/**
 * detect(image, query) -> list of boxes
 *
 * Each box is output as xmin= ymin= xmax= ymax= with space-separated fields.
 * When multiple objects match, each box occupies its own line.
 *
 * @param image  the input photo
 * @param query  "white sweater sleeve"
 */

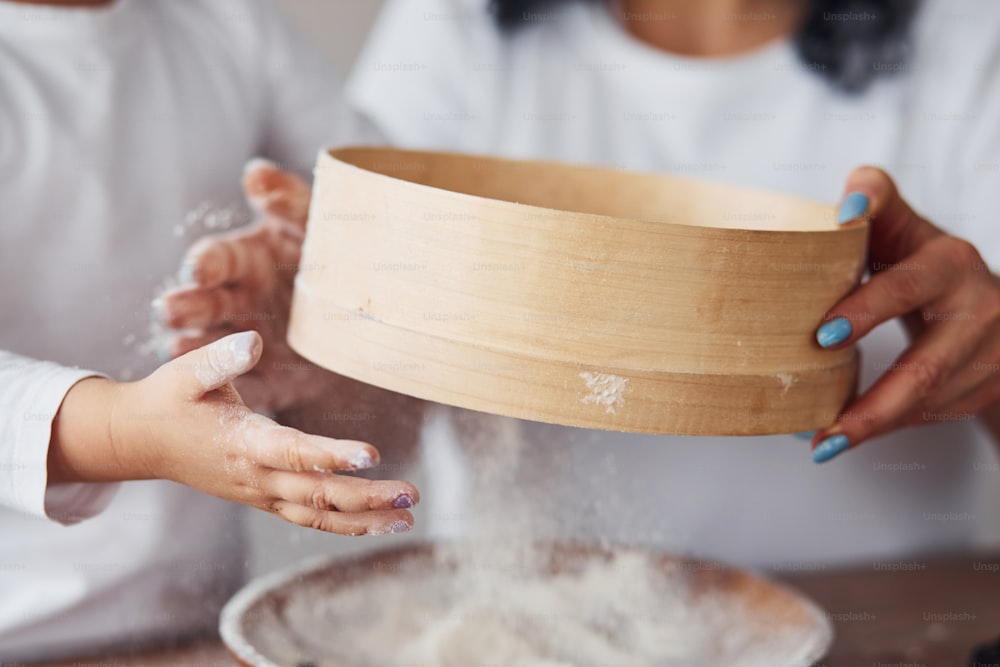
xmin=0 ymin=351 xmax=117 ymax=523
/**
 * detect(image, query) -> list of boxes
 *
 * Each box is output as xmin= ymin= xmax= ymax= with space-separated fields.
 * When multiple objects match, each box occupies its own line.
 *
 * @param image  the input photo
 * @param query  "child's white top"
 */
xmin=0 ymin=0 xmax=344 ymax=659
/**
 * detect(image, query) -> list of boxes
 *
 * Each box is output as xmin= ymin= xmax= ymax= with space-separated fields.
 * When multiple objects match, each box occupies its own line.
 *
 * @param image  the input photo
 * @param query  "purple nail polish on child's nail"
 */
xmin=393 ymin=494 xmax=414 ymax=509
xmin=390 ymin=520 xmax=411 ymax=534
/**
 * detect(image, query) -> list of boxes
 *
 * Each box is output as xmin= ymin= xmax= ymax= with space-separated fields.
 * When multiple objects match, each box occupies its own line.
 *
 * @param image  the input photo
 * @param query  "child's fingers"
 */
xmin=270 ymin=501 xmax=414 ymax=535
xmin=243 ymin=158 xmax=312 ymax=228
xmin=164 ymin=331 xmax=263 ymax=397
xmin=265 ymin=471 xmax=419 ymax=513
xmin=245 ymin=420 xmax=381 ymax=473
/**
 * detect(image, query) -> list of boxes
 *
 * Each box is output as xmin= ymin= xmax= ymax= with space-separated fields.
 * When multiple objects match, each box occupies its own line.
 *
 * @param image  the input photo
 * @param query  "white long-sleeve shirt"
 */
xmin=347 ymin=0 xmax=1000 ymax=567
xmin=0 ymin=0 xmax=344 ymax=659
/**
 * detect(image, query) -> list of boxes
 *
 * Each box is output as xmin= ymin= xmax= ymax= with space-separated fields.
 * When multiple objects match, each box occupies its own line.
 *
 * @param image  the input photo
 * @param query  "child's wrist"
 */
xmin=50 ymin=377 xmax=127 ymax=483
xmin=107 ymin=379 xmax=166 ymax=482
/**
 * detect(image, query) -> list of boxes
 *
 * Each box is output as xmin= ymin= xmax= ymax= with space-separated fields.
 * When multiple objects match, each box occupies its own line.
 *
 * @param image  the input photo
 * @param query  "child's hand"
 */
xmin=50 ymin=332 xmax=418 ymax=535
xmin=158 ymin=160 xmax=326 ymax=412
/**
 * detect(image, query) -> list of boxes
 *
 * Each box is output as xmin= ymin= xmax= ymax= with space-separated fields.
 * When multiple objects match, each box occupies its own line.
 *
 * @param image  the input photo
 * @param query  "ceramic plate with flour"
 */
xmin=221 ymin=542 xmax=832 ymax=667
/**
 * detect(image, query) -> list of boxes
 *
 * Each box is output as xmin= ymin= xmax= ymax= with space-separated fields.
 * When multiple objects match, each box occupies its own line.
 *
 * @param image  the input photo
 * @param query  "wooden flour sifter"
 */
xmin=287 ymin=147 xmax=868 ymax=435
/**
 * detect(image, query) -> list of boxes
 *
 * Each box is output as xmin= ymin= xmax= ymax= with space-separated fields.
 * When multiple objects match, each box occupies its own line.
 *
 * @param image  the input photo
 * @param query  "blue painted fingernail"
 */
xmin=838 ymin=192 xmax=869 ymax=224
xmin=393 ymin=494 xmax=414 ymax=509
xmin=390 ymin=520 xmax=411 ymax=534
xmin=793 ymin=430 xmax=816 ymax=440
xmin=817 ymin=317 xmax=852 ymax=348
xmin=812 ymin=434 xmax=850 ymax=463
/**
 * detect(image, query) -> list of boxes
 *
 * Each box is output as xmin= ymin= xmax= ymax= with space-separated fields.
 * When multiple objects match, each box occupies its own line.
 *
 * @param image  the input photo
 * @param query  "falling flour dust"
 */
xmin=242 ymin=409 xmax=821 ymax=667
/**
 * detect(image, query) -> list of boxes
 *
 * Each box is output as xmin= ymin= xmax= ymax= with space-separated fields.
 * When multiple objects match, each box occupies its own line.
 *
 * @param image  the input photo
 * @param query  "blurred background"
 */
xmin=273 ymin=0 xmax=384 ymax=72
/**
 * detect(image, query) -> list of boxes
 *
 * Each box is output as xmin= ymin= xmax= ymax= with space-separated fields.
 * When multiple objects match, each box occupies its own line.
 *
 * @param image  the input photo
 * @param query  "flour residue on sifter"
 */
xmin=579 ymin=372 xmax=628 ymax=413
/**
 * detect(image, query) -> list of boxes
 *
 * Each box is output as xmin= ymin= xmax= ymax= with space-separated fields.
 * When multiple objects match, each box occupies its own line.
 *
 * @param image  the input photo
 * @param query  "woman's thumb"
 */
xmin=171 ymin=331 xmax=263 ymax=398
xmin=840 ymin=166 xmax=941 ymax=264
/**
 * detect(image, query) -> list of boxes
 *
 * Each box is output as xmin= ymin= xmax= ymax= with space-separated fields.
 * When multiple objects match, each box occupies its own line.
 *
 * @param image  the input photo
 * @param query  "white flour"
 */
xmin=232 ymin=412 xmax=828 ymax=667
xmin=172 ymin=200 xmax=247 ymax=238
xmin=237 ymin=412 xmax=826 ymax=667
xmin=229 ymin=373 xmax=825 ymax=665
xmin=193 ymin=332 xmax=256 ymax=390
xmin=262 ymin=544 xmax=822 ymax=667
xmin=579 ymin=371 xmax=628 ymax=413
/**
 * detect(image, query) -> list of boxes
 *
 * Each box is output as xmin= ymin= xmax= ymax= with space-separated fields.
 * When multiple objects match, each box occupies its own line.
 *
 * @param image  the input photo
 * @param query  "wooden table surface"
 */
xmin=782 ymin=552 xmax=1000 ymax=666
xmin=37 ymin=552 xmax=1000 ymax=667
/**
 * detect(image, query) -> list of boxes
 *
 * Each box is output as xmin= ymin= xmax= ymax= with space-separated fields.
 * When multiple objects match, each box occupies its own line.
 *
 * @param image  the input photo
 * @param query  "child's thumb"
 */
xmin=171 ymin=331 xmax=263 ymax=398
xmin=243 ymin=158 xmax=312 ymax=229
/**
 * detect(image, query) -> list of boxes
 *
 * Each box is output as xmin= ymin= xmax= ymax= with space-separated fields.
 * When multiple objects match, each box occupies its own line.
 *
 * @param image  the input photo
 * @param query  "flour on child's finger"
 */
xmin=195 ymin=331 xmax=259 ymax=391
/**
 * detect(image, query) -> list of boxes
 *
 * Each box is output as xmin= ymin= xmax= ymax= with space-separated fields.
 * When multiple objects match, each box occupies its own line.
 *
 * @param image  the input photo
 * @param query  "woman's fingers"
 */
xmin=270 ymin=501 xmax=413 ymax=536
xmin=920 ymin=335 xmax=1000 ymax=412
xmin=809 ymin=166 xmax=998 ymax=463
xmin=918 ymin=378 xmax=1000 ymax=427
xmin=817 ymin=166 xmax=950 ymax=348
xmin=813 ymin=245 xmax=999 ymax=462
xmin=816 ymin=236 xmax=965 ymax=348
xmin=838 ymin=166 xmax=942 ymax=259
xmin=812 ymin=318 xmax=980 ymax=462
xmin=243 ymin=158 xmax=312 ymax=229
xmin=266 ymin=470 xmax=419 ymax=513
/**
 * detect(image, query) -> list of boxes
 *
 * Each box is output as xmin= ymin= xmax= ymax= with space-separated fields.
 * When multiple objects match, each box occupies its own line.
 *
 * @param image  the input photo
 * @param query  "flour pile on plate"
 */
xmin=273 ymin=542 xmax=818 ymax=667
xmin=229 ymin=413 xmax=828 ymax=666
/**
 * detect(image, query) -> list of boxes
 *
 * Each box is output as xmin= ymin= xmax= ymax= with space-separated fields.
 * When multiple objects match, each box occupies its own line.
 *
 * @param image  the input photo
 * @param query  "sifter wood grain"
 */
xmin=288 ymin=147 xmax=869 ymax=435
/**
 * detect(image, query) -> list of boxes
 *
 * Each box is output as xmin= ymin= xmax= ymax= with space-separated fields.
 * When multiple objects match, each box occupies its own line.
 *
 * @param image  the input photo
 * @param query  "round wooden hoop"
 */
xmin=289 ymin=147 xmax=868 ymax=435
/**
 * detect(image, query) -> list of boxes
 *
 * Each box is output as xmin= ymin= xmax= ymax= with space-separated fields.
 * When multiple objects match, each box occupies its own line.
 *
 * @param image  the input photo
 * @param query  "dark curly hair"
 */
xmin=490 ymin=0 xmax=920 ymax=93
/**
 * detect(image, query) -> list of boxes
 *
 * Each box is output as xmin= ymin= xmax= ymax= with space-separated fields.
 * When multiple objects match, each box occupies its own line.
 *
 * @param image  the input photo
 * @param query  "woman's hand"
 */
xmin=157 ymin=160 xmax=329 ymax=412
xmin=810 ymin=167 xmax=1000 ymax=462
xmin=49 ymin=332 xmax=419 ymax=535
